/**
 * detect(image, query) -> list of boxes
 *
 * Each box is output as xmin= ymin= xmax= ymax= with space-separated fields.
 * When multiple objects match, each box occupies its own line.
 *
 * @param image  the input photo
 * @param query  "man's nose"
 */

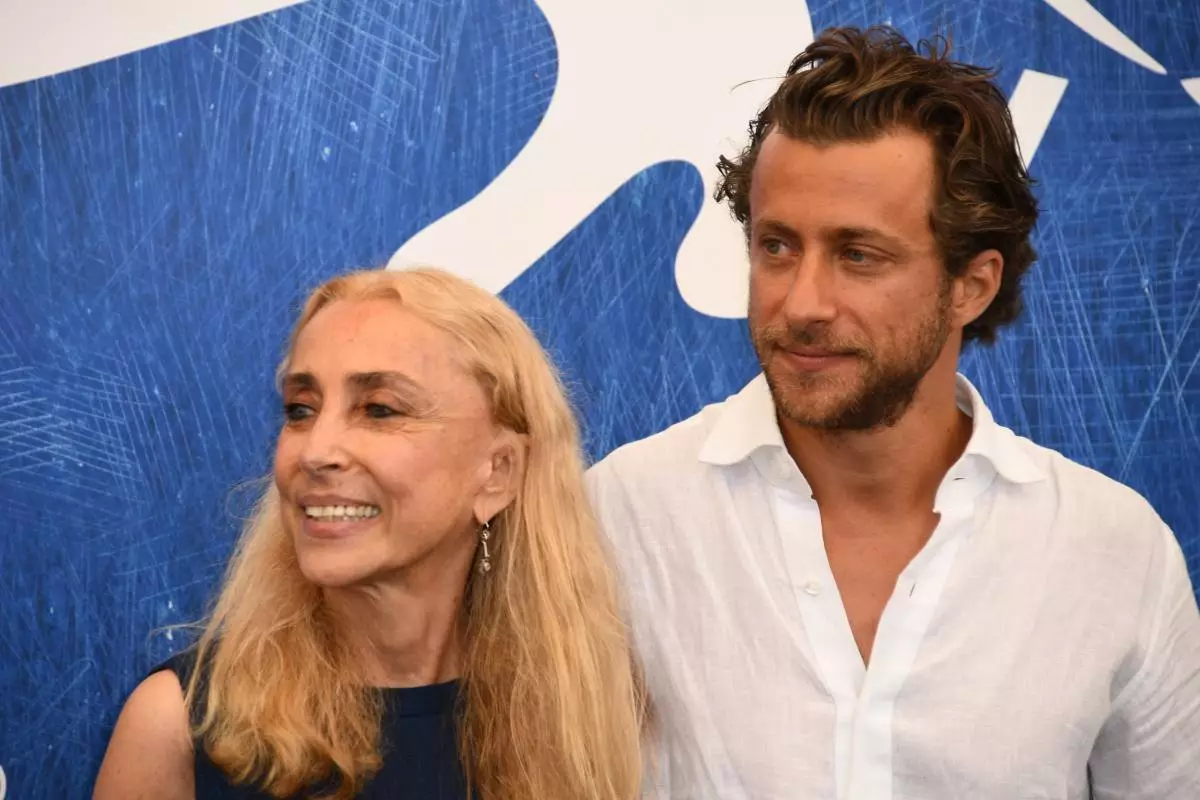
xmin=780 ymin=251 xmax=839 ymax=327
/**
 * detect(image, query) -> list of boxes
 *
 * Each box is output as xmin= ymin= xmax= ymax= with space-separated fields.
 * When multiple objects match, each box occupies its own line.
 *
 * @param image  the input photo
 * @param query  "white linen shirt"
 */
xmin=587 ymin=373 xmax=1200 ymax=800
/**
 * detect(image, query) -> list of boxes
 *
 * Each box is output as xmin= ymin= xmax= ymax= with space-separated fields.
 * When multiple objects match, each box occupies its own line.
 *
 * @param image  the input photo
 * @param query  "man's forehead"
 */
xmin=753 ymin=130 xmax=931 ymax=190
xmin=751 ymin=130 xmax=936 ymax=223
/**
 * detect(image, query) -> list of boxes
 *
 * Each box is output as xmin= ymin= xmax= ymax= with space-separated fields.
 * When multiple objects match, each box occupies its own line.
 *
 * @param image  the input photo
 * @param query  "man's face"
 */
xmin=746 ymin=129 xmax=955 ymax=430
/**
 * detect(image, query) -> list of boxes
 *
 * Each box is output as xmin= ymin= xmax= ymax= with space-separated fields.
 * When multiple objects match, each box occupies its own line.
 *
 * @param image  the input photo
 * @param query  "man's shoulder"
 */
xmin=1011 ymin=433 xmax=1166 ymax=537
xmin=588 ymin=401 xmax=723 ymax=486
xmin=584 ymin=394 xmax=742 ymax=526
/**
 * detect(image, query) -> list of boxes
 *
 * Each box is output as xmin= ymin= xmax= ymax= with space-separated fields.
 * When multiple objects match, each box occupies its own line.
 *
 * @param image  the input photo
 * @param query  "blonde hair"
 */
xmin=184 ymin=267 xmax=645 ymax=799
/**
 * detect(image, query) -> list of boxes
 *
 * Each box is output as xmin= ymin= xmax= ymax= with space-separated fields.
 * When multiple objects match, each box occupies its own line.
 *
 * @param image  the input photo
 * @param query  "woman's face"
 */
xmin=274 ymin=297 xmax=515 ymax=589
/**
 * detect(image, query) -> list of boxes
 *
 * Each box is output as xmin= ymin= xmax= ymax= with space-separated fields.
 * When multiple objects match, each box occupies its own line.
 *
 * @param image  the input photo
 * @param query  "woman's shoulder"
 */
xmin=148 ymin=645 xmax=215 ymax=730
xmin=121 ymin=648 xmax=196 ymax=744
xmin=93 ymin=659 xmax=194 ymax=798
xmin=123 ymin=667 xmax=190 ymax=727
xmin=150 ymin=647 xmax=201 ymax=687
xmin=116 ymin=646 xmax=197 ymax=736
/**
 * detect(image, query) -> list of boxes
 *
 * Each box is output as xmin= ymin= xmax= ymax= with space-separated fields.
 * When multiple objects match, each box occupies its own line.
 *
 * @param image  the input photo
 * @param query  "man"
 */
xmin=587 ymin=26 xmax=1200 ymax=800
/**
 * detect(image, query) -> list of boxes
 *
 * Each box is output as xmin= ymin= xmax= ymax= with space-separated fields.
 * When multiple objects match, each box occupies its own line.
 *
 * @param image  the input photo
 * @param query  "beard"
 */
xmin=751 ymin=290 xmax=952 ymax=431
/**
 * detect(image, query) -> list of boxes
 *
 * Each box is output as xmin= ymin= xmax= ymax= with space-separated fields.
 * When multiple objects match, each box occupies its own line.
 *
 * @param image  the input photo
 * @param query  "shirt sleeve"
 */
xmin=585 ymin=460 xmax=675 ymax=798
xmin=1088 ymin=524 xmax=1200 ymax=799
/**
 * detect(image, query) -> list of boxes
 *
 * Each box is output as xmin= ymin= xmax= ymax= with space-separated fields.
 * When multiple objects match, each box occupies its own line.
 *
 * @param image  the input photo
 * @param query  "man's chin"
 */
xmin=767 ymin=359 xmax=856 ymax=395
xmin=772 ymin=387 xmax=860 ymax=429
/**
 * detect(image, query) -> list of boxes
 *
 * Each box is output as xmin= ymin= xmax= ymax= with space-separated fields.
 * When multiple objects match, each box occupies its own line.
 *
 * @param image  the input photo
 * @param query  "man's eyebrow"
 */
xmin=828 ymin=226 xmax=909 ymax=252
xmin=752 ymin=218 xmax=802 ymax=239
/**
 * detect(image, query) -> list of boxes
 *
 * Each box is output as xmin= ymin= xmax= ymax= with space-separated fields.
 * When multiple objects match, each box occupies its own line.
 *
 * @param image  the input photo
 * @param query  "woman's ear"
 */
xmin=472 ymin=430 xmax=528 ymax=525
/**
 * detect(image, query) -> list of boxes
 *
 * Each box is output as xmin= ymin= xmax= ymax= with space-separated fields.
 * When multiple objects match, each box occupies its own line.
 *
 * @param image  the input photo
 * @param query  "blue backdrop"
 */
xmin=1 ymin=1 xmax=1197 ymax=796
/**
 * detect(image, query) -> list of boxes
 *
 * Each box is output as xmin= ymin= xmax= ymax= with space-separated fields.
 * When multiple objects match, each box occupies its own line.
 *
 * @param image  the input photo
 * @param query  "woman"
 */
xmin=94 ymin=267 xmax=646 ymax=799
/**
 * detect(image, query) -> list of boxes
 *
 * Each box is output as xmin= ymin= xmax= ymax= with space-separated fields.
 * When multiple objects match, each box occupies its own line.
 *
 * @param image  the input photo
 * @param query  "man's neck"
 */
xmin=781 ymin=373 xmax=973 ymax=516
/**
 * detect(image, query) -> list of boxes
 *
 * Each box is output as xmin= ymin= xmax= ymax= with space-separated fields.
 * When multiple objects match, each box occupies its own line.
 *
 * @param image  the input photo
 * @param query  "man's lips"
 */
xmin=776 ymin=346 xmax=856 ymax=370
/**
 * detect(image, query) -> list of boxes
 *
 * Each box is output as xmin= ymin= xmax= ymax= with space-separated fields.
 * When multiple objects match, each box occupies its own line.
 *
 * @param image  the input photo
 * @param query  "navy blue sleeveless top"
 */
xmin=155 ymin=651 xmax=470 ymax=799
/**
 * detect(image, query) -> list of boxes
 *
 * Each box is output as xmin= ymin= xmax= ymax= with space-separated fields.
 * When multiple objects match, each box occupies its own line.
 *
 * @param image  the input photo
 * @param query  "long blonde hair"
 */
xmin=185 ymin=267 xmax=645 ymax=799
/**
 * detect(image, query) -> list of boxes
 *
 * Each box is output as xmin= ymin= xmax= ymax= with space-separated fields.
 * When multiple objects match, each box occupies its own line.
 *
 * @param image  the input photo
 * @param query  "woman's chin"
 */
xmin=295 ymin=546 xmax=378 ymax=589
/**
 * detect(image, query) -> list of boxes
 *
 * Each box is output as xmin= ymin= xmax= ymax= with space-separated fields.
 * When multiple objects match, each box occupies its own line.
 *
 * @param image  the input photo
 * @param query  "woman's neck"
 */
xmin=323 ymin=569 xmax=468 ymax=688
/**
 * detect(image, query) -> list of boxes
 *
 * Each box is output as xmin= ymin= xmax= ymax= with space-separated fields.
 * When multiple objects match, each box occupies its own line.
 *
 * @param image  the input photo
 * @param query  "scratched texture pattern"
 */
xmin=0 ymin=0 xmax=1196 ymax=797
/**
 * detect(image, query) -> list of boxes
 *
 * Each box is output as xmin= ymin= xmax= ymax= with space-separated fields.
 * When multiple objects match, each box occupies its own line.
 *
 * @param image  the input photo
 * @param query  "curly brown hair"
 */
xmin=715 ymin=26 xmax=1040 ymax=344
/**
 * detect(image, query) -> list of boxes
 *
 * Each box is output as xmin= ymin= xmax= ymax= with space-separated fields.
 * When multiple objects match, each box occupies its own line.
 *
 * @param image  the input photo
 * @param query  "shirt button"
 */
xmin=803 ymin=581 xmax=821 ymax=596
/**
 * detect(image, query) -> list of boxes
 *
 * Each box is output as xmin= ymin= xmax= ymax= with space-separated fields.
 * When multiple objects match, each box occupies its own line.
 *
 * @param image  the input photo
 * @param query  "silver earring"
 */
xmin=477 ymin=520 xmax=493 ymax=575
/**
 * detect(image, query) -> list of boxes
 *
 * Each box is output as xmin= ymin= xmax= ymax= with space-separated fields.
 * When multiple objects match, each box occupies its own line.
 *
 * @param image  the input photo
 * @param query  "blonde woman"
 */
xmin=94 ymin=268 xmax=645 ymax=800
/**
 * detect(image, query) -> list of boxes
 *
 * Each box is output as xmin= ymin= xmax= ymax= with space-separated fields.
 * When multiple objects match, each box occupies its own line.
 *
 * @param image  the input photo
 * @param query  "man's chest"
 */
xmin=646 ymin=595 xmax=1112 ymax=800
xmin=819 ymin=509 xmax=940 ymax=665
xmin=634 ymin=496 xmax=1128 ymax=799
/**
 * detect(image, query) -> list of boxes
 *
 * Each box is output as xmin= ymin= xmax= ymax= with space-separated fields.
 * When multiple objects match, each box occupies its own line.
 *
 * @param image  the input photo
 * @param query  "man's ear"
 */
xmin=472 ymin=430 xmax=527 ymax=526
xmin=951 ymin=248 xmax=1003 ymax=330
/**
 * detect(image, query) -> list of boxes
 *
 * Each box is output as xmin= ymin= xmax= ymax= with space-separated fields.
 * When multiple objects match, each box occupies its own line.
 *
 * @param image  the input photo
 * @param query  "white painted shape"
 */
xmin=1041 ymin=0 xmax=1166 ymax=75
xmin=0 ymin=0 xmax=308 ymax=89
xmin=389 ymin=0 xmax=815 ymax=320
xmin=1183 ymin=77 xmax=1200 ymax=106
xmin=1007 ymin=70 xmax=1070 ymax=168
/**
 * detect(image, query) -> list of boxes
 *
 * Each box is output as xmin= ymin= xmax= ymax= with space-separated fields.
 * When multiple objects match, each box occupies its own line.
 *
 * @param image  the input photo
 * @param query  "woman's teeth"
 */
xmin=303 ymin=505 xmax=381 ymax=521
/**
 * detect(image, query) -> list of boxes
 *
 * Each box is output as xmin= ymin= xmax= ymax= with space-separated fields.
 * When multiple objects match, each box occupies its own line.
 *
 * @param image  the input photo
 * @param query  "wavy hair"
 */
xmin=183 ymin=267 xmax=646 ymax=799
xmin=715 ymin=25 xmax=1040 ymax=344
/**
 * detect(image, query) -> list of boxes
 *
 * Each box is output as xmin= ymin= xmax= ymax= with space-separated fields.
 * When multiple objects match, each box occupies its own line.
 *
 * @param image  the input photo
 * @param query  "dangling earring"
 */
xmin=477 ymin=520 xmax=493 ymax=575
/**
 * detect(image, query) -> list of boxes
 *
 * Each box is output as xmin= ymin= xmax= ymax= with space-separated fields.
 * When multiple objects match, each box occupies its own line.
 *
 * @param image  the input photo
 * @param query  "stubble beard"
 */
xmin=752 ymin=293 xmax=952 ymax=432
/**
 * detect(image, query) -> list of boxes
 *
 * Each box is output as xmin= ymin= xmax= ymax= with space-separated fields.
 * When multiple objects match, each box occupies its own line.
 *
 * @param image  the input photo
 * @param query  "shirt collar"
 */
xmin=698 ymin=372 xmax=1045 ymax=486
xmin=953 ymin=376 xmax=1045 ymax=484
xmin=697 ymin=373 xmax=784 ymax=466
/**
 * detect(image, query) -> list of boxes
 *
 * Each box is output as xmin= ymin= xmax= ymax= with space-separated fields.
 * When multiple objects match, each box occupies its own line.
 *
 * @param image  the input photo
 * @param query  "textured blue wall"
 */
xmin=0 ymin=1 xmax=1196 ymax=797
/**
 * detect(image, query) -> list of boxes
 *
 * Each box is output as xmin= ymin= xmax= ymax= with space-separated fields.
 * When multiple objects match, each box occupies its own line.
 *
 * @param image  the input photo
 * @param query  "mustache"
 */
xmin=755 ymin=323 xmax=863 ymax=356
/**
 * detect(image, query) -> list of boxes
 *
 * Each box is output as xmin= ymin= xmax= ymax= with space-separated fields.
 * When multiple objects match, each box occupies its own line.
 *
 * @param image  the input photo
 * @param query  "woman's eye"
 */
xmin=364 ymin=403 xmax=399 ymax=419
xmin=283 ymin=403 xmax=313 ymax=422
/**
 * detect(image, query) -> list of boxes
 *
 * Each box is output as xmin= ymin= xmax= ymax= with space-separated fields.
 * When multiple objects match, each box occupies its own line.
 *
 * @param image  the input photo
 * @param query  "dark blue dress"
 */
xmin=154 ymin=651 xmax=470 ymax=799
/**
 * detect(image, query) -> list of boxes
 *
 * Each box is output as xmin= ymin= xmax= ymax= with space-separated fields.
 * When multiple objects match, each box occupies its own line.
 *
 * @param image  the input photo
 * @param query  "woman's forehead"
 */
xmin=289 ymin=299 xmax=486 ymax=405
xmin=295 ymin=300 xmax=445 ymax=367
